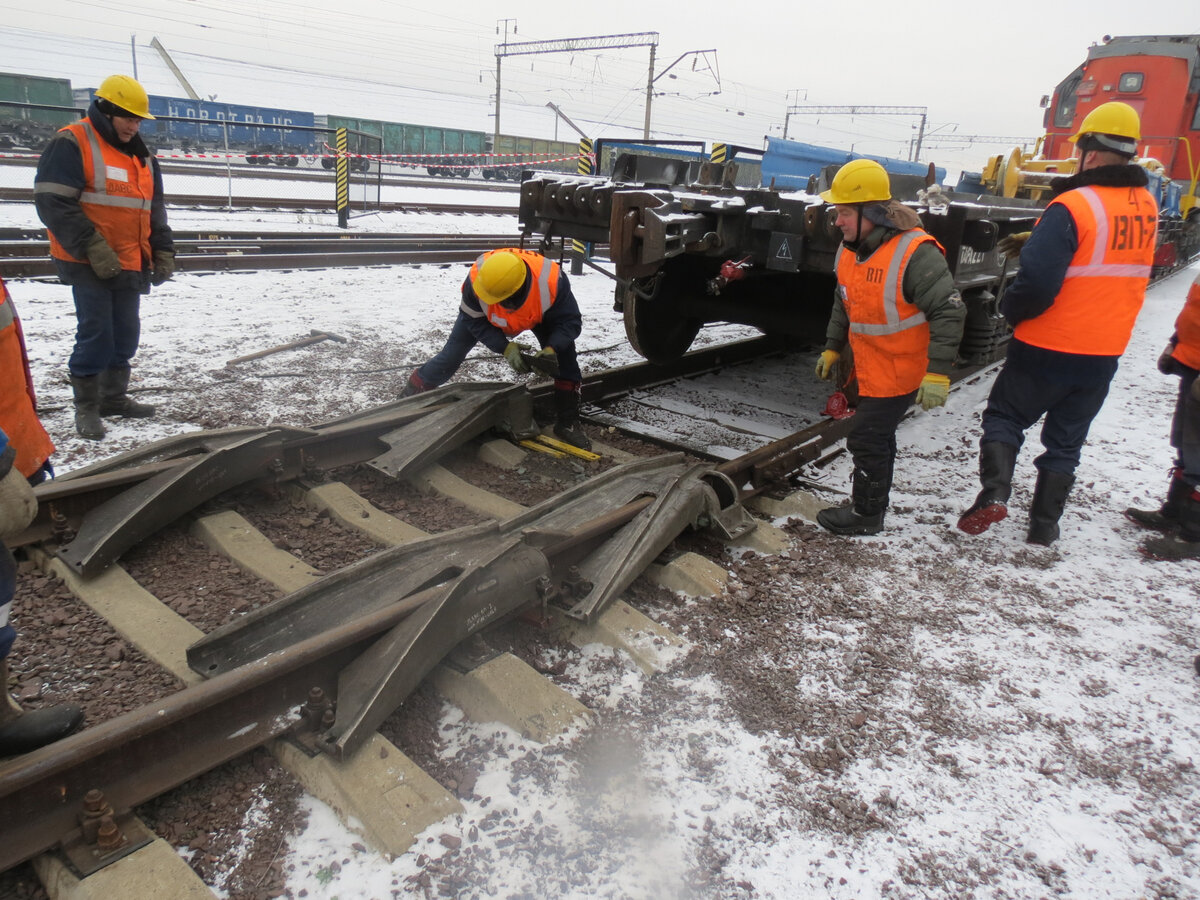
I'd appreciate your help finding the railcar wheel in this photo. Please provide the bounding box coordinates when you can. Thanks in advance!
[623,266,703,365]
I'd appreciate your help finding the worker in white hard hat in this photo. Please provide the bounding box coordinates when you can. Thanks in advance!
[33,74,175,441]
[400,248,591,449]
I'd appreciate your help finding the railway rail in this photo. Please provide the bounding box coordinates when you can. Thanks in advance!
[0,185,516,218]
[0,230,540,278]
[0,337,879,886]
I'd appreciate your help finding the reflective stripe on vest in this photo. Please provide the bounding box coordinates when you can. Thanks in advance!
[1014,184,1157,356]
[0,278,55,478]
[46,120,154,270]
[1172,274,1200,371]
[467,250,558,337]
[835,229,936,397]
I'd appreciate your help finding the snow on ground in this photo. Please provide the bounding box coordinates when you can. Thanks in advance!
[3,186,1198,899]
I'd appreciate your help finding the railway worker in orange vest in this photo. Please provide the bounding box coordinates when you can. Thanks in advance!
[1125,270,1200,559]
[0,276,84,756]
[957,101,1158,545]
[813,159,966,536]
[399,247,591,449]
[33,74,175,441]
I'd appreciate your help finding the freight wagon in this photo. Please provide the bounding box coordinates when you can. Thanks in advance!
[0,72,76,149]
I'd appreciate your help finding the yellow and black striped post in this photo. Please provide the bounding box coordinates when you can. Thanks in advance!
[571,137,594,275]
[710,142,728,164]
[335,128,349,229]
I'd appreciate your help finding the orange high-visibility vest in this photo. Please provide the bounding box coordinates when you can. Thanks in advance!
[1171,273,1200,370]
[1014,184,1157,356]
[465,250,560,337]
[0,276,54,478]
[46,119,154,272]
[834,229,940,398]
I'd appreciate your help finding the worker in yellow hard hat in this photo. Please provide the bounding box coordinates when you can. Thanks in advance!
[33,74,175,441]
[957,100,1157,545]
[812,158,965,535]
[400,248,591,449]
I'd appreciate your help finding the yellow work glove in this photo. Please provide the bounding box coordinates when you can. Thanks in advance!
[531,345,560,378]
[915,373,950,410]
[503,341,531,374]
[151,249,176,286]
[85,231,121,280]
[0,463,37,541]
[996,231,1031,261]
[814,350,840,381]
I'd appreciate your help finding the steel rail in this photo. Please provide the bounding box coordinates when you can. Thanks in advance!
[0,345,997,874]
[0,186,516,216]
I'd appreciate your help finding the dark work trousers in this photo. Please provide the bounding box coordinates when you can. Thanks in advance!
[847,392,916,489]
[60,263,143,377]
[0,542,15,660]
[980,363,1113,475]
[415,311,582,387]
[1170,365,1200,488]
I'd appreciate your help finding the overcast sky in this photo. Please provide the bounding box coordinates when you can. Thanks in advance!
[2,0,1198,166]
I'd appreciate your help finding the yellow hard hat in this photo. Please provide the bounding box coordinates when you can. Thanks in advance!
[474,251,527,305]
[819,159,891,204]
[1070,100,1139,155]
[96,74,154,119]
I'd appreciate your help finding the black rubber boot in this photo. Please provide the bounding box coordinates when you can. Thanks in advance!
[552,383,592,450]
[1124,466,1190,532]
[1141,488,1200,560]
[69,374,105,440]
[1026,469,1075,546]
[0,660,84,757]
[398,370,429,399]
[957,441,1019,534]
[817,469,888,536]
[98,366,155,418]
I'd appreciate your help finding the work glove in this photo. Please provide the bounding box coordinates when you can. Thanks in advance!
[0,456,37,541]
[503,341,531,374]
[531,346,560,378]
[85,231,121,280]
[915,373,950,411]
[151,249,176,286]
[996,231,1031,261]
[814,349,840,381]
[1157,343,1178,375]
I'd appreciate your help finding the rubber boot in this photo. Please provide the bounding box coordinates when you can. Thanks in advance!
[1026,469,1074,546]
[552,382,592,450]
[398,370,429,399]
[817,468,888,536]
[1124,466,1190,532]
[69,374,105,440]
[1141,488,1200,560]
[957,442,1018,535]
[0,659,84,757]
[98,366,155,418]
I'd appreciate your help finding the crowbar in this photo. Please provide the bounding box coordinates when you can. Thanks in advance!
[226,329,347,366]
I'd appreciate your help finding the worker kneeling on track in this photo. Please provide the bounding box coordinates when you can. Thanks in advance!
[813,159,965,536]
[400,248,591,450]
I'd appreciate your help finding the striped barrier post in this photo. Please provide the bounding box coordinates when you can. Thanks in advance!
[571,137,594,276]
[336,128,349,229]
[710,142,728,164]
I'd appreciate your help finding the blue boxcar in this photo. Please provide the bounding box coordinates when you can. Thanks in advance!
[761,136,946,191]
[145,96,316,152]
[74,88,318,153]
